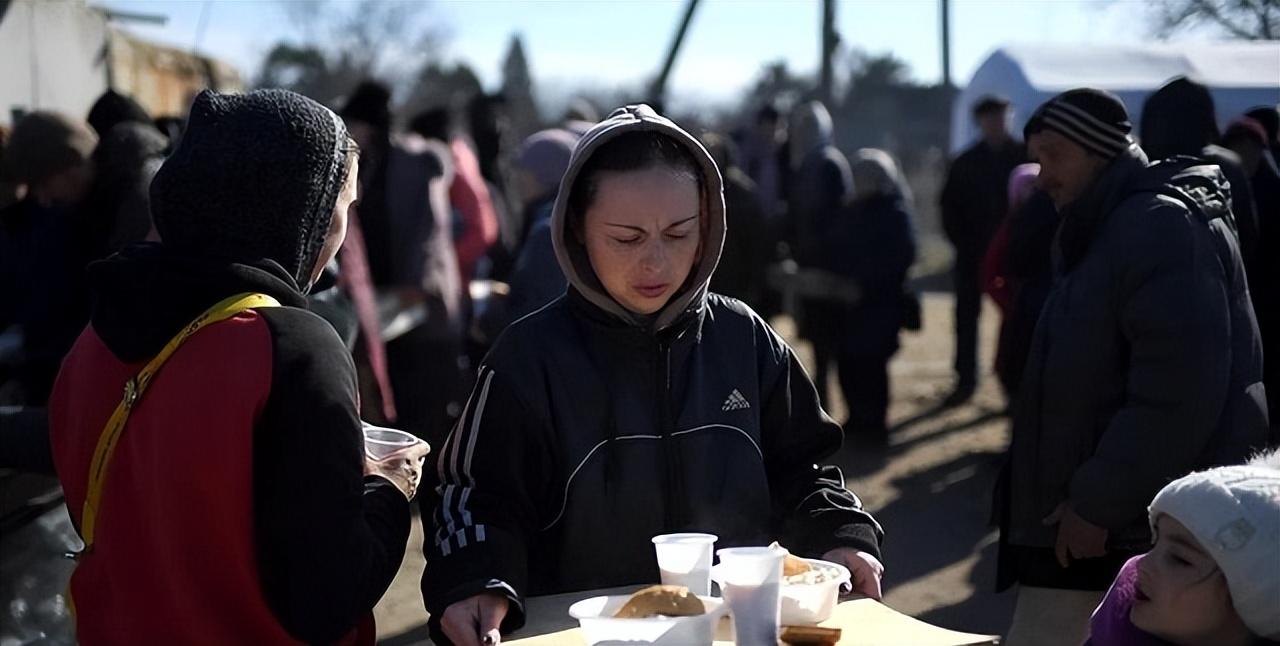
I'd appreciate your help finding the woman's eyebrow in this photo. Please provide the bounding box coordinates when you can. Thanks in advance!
[664,215,699,229]
[603,223,647,233]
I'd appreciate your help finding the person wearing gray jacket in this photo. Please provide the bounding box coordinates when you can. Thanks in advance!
[422,105,884,646]
[997,88,1269,646]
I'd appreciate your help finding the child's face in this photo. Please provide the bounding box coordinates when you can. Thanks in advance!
[1131,516,1248,643]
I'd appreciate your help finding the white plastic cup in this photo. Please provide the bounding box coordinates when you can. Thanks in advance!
[715,545,787,646]
[362,423,423,461]
[652,533,718,596]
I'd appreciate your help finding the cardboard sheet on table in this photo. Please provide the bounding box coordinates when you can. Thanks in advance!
[505,596,999,645]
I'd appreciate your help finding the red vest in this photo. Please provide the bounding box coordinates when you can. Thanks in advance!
[50,312,371,645]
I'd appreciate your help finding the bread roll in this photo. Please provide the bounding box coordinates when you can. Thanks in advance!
[769,542,813,577]
[613,585,706,618]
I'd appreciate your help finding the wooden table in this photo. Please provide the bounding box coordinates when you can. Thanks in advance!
[506,587,999,646]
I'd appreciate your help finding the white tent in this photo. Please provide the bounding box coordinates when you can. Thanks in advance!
[0,0,111,127]
[951,42,1280,154]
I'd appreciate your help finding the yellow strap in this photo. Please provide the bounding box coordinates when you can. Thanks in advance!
[79,292,281,551]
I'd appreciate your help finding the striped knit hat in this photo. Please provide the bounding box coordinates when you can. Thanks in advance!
[1024,88,1132,159]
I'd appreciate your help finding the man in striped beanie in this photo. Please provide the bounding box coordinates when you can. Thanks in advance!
[1023,88,1133,209]
[996,88,1269,646]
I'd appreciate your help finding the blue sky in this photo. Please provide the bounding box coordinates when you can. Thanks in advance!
[99,0,1213,109]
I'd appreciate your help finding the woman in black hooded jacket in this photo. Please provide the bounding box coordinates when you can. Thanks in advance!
[423,105,885,646]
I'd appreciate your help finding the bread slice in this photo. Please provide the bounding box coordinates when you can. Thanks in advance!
[613,585,706,619]
[781,625,842,645]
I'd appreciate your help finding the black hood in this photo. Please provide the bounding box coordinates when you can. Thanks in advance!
[150,89,351,289]
[87,89,153,138]
[1139,77,1219,160]
[1132,156,1233,223]
[87,243,308,363]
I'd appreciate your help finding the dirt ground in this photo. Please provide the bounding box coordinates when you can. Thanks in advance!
[374,280,1018,644]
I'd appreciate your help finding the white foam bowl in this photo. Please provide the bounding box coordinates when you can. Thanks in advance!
[568,594,726,646]
[779,558,852,625]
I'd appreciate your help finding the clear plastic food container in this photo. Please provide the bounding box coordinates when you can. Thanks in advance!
[778,558,852,625]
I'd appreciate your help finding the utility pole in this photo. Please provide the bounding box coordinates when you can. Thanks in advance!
[940,0,952,88]
[819,0,837,105]
[650,0,701,107]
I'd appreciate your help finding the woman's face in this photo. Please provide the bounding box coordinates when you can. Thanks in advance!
[1130,516,1249,644]
[309,157,357,286]
[581,166,701,316]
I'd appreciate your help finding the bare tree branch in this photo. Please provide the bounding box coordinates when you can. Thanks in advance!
[1151,0,1280,39]
[260,0,447,100]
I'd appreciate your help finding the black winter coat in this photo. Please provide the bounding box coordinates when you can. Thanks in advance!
[421,105,883,641]
[1006,147,1269,558]
[812,193,917,358]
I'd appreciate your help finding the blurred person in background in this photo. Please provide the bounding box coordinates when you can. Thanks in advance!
[86,89,154,140]
[1222,115,1280,443]
[788,100,851,408]
[983,164,1052,402]
[0,112,98,406]
[739,104,789,221]
[1140,77,1259,272]
[152,116,185,148]
[503,128,578,323]
[86,121,168,259]
[409,107,500,286]
[343,81,467,449]
[701,131,769,310]
[469,92,523,282]
[940,95,1026,406]
[814,149,917,445]
[335,201,399,425]
[1245,105,1280,163]
[341,81,398,286]
[562,97,599,138]
[82,88,168,258]
[0,125,20,210]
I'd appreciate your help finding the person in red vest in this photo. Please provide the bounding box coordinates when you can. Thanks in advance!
[48,89,426,645]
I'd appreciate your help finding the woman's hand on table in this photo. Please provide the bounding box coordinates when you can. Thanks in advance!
[821,548,884,600]
[441,592,509,646]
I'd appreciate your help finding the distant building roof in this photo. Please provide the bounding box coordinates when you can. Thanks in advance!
[109,28,244,118]
[952,42,1280,152]
[992,42,1280,91]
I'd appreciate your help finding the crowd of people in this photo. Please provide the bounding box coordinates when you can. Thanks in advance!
[0,71,1277,646]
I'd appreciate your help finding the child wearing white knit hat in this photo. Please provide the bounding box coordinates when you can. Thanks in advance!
[1086,449,1280,646]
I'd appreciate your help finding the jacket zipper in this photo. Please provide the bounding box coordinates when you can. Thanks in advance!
[657,338,683,531]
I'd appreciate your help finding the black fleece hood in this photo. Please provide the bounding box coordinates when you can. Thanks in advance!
[150,89,351,289]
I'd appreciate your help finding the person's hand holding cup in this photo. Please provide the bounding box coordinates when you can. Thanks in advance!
[362,423,431,501]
